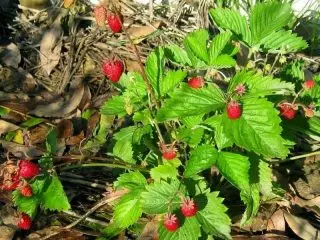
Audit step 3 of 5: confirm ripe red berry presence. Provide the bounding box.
[107,12,123,33]
[164,213,179,232]
[303,80,316,90]
[188,77,204,89]
[93,5,106,28]
[20,185,33,197]
[181,198,197,217]
[18,213,32,230]
[279,103,297,120]
[102,59,124,82]
[162,150,177,160]
[227,100,242,120]
[18,160,40,179]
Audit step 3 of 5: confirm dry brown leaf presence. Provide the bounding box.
[232,234,290,240]
[26,226,85,240]
[0,43,21,68]
[284,211,319,240]
[128,21,162,43]
[139,220,159,240]
[0,140,43,158]
[267,209,286,232]
[40,24,63,75]
[125,59,142,73]
[291,196,320,216]
[57,119,74,139]
[30,124,51,144]
[0,120,19,135]
[29,84,84,117]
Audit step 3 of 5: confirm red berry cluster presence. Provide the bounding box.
[93,5,123,33]
[163,198,198,232]
[0,160,40,230]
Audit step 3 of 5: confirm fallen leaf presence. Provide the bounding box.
[57,119,74,139]
[0,43,21,68]
[29,84,84,117]
[125,59,142,73]
[0,120,19,135]
[267,209,286,232]
[139,220,159,240]
[26,226,85,240]
[12,129,24,144]
[128,21,162,44]
[291,196,320,216]
[30,124,51,144]
[66,131,85,145]
[284,211,319,240]
[0,226,15,240]
[0,140,43,158]
[40,24,63,75]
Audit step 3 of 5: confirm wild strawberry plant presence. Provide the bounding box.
[98,2,319,240]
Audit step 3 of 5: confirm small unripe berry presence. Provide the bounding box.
[163,213,179,232]
[304,107,314,118]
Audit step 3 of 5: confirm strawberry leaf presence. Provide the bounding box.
[159,216,201,240]
[259,160,273,198]
[100,96,127,117]
[150,164,178,182]
[195,192,231,240]
[157,84,225,122]
[164,44,192,66]
[240,186,260,226]
[114,171,147,190]
[184,29,209,64]
[113,139,134,163]
[210,54,236,68]
[40,174,70,211]
[160,69,187,97]
[141,180,184,214]
[113,190,143,228]
[228,70,295,97]
[184,145,218,177]
[222,98,289,158]
[209,31,232,64]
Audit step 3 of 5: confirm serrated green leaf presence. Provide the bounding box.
[211,54,236,68]
[216,152,250,190]
[210,8,251,45]
[113,190,143,228]
[101,221,124,238]
[177,127,204,147]
[228,70,295,97]
[204,115,233,150]
[114,171,147,190]
[113,140,134,163]
[185,145,218,177]
[157,84,225,122]
[100,96,127,117]
[209,31,232,63]
[12,191,39,218]
[196,192,231,240]
[222,98,289,158]
[259,160,273,197]
[240,186,260,226]
[46,129,57,155]
[41,174,70,211]
[118,72,147,97]
[145,47,165,96]
[250,2,292,44]
[259,30,308,53]
[141,180,183,214]
[150,164,178,182]
[160,70,187,96]
[182,115,203,128]
[159,216,201,240]
[113,126,136,141]
[184,29,209,64]
[164,44,192,66]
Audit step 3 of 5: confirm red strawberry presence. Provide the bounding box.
[279,103,297,120]
[107,12,123,33]
[304,107,314,118]
[18,213,32,230]
[188,77,204,89]
[20,185,33,197]
[162,150,176,160]
[181,198,198,217]
[18,160,40,179]
[93,5,106,28]
[102,59,124,82]
[227,100,242,120]
[235,84,246,95]
[303,80,316,90]
[164,213,179,232]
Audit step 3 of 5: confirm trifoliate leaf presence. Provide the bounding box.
[114,171,147,190]
[160,69,187,96]
[185,145,218,177]
[176,127,204,147]
[184,29,209,64]
[113,140,134,163]
[157,84,225,122]
[228,70,295,97]
[222,98,289,158]
[209,31,232,64]
[211,54,236,68]
[41,174,70,211]
[210,8,251,45]
[159,216,201,240]
[141,180,183,214]
[150,164,178,182]
[100,96,127,117]
[196,192,231,240]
